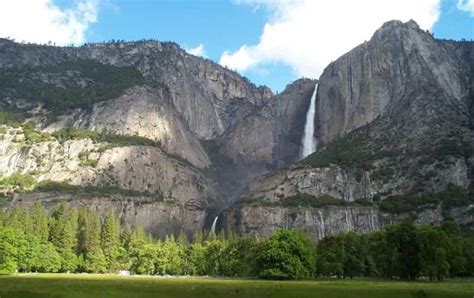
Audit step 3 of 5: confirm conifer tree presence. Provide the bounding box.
[84,211,106,273]
[101,210,120,272]
[31,203,49,243]
[49,203,78,272]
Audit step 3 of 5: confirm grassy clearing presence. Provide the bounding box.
[0,274,472,298]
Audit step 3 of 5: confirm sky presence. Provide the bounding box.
[0,0,473,92]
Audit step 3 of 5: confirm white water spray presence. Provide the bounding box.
[301,84,318,159]
[210,216,218,235]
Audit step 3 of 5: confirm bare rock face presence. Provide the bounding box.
[0,37,313,233]
[11,193,206,238]
[222,203,472,242]
[315,20,467,147]
[0,127,214,207]
[222,20,474,239]
[73,86,210,169]
[223,78,316,166]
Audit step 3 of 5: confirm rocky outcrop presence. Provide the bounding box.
[0,37,314,233]
[315,20,469,147]
[222,78,316,166]
[222,20,474,238]
[0,127,214,206]
[10,192,206,238]
[222,203,473,242]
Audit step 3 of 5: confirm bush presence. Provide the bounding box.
[0,106,26,127]
[0,172,36,192]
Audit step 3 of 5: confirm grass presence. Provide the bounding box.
[0,274,472,298]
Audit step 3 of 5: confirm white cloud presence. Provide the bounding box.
[0,0,99,46]
[457,0,474,15]
[185,43,207,58]
[221,0,441,80]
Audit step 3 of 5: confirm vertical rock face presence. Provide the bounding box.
[315,20,467,147]
[0,38,314,233]
[223,79,316,166]
[222,20,474,239]
[223,205,383,242]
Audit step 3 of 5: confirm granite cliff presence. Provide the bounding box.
[0,38,314,236]
[222,20,474,241]
[1,20,472,240]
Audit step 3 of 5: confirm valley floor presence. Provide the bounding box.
[0,274,472,298]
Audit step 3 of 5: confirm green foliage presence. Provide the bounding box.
[241,193,373,209]
[379,186,473,214]
[0,227,21,274]
[37,243,62,273]
[281,193,348,208]
[0,203,473,281]
[21,122,52,144]
[302,131,378,170]
[257,230,315,280]
[0,106,26,127]
[101,210,120,272]
[31,203,49,243]
[84,211,107,273]
[49,203,78,272]
[0,60,146,114]
[34,180,166,201]
[53,127,159,147]
[0,172,36,192]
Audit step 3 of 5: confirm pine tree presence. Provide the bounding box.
[69,207,79,251]
[84,211,106,273]
[5,205,32,234]
[31,203,49,243]
[37,242,62,273]
[76,208,88,255]
[101,210,120,272]
[49,204,78,272]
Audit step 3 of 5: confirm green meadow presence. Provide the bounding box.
[0,274,472,298]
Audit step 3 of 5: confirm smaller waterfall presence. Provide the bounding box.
[318,210,325,239]
[344,209,353,231]
[301,84,318,159]
[210,216,218,236]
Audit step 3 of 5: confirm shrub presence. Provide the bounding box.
[0,172,36,192]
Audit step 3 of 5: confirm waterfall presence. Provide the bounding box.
[318,210,325,239]
[210,216,218,235]
[301,84,318,159]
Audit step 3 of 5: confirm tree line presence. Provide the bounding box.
[0,203,473,280]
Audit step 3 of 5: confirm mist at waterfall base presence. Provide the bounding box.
[301,85,318,159]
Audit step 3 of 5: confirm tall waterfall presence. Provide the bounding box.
[301,84,318,159]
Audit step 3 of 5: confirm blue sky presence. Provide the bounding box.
[1,0,473,91]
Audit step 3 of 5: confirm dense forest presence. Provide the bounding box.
[0,203,473,280]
